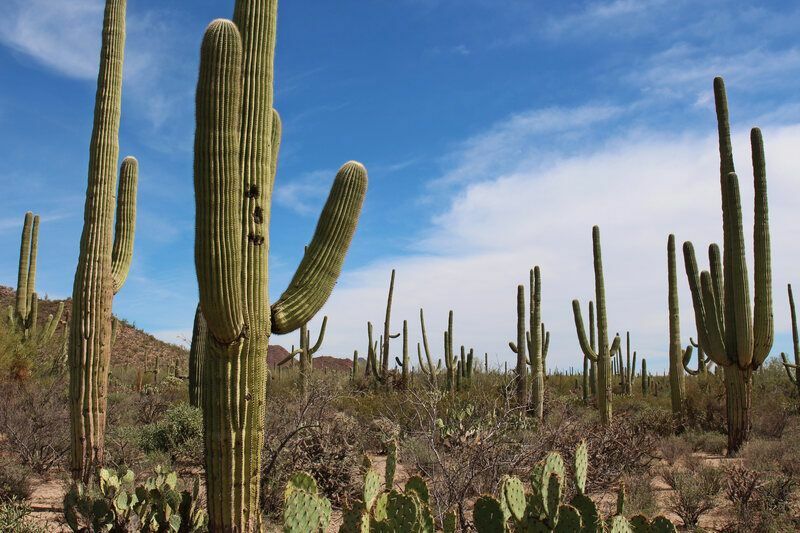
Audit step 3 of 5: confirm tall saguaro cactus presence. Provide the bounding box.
[193,1,367,528]
[417,309,442,386]
[512,285,528,407]
[682,77,773,454]
[572,226,621,426]
[10,212,40,337]
[509,267,546,419]
[188,304,207,408]
[667,234,687,422]
[68,0,139,483]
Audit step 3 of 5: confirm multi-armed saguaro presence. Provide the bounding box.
[682,77,773,454]
[278,316,327,396]
[68,0,138,483]
[417,309,442,385]
[573,226,621,426]
[10,212,41,338]
[193,0,367,528]
[509,266,547,419]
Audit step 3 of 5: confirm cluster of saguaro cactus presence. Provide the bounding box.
[68,0,139,483]
[188,304,206,408]
[685,338,711,375]
[417,309,442,386]
[509,267,547,417]
[573,227,621,426]
[615,332,637,396]
[278,316,327,396]
[366,270,400,386]
[192,0,367,528]
[780,284,800,392]
[456,345,475,390]
[472,441,677,532]
[682,77,773,454]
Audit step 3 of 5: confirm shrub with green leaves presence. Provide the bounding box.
[139,404,203,465]
[0,497,49,533]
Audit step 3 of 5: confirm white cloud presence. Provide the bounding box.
[545,0,670,39]
[294,115,800,374]
[274,169,335,216]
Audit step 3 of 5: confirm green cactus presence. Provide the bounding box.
[473,441,677,533]
[509,267,547,417]
[682,77,773,453]
[509,285,528,407]
[686,337,711,375]
[641,359,649,396]
[417,309,442,386]
[67,0,139,483]
[192,1,367,528]
[780,284,800,392]
[443,310,457,393]
[582,353,590,404]
[667,234,687,423]
[9,212,40,338]
[352,350,359,382]
[278,316,327,397]
[394,320,410,389]
[188,304,207,408]
[283,472,332,533]
[573,227,621,426]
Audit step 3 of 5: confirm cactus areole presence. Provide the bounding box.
[192,1,368,530]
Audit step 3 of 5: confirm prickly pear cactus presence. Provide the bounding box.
[283,472,332,533]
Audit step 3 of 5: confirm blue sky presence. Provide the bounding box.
[2,0,800,371]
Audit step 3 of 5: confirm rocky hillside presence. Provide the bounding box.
[2,286,354,373]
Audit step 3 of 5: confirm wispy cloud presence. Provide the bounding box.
[273,169,334,215]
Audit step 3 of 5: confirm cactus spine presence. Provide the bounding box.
[192,0,368,527]
[667,234,687,422]
[68,0,139,483]
[682,77,773,454]
[780,284,800,392]
[188,304,207,408]
[573,226,621,426]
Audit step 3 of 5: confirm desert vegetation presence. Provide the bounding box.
[1,0,799,532]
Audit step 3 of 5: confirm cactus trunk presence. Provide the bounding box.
[188,304,207,408]
[667,234,685,423]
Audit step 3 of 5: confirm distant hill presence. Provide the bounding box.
[2,286,354,373]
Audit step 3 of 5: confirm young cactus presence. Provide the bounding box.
[780,284,800,392]
[682,78,773,453]
[192,1,367,528]
[573,227,621,426]
[68,0,139,483]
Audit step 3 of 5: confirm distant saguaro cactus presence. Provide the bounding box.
[68,0,139,483]
[188,304,207,408]
[780,284,800,393]
[192,1,367,528]
[682,77,773,454]
[417,309,442,386]
[9,212,46,338]
[573,226,621,426]
[667,234,687,423]
[278,317,327,397]
[509,266,547,419]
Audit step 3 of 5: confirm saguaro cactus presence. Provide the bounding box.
[686,338,711,375]
[192,1,368,528]
[68,0,139,483]
[394,320,410,389]
[188,304,207,408]
[9,212,40,337]
[641,358,649,395]
[667,234,687,422]
[573,226,621,426]
[682,77,773,454]
[443,310,457,392]
[278,317,327,396]
[511,285,528,407]
[417,309,442,386]
[780,284,800,393]
[510,267,547,419]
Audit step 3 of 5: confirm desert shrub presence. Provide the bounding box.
[139,403,203,466]
[0,498,48,533]
[684,430,727,455]
[739,437,800,478]
[661,459,724,529]
[724,464,797,533]
[622,473,657,518]
[750,394,791,438]
[0,374,69,473]
[0,462,32,502]
[105,424,147,471]
[658,435,692,465]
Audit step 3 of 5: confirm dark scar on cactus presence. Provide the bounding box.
[248,233,265,245]
[253,206,263,224]
[245,184,259,198]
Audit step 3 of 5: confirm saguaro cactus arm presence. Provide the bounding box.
[110,157,138,293]
[572,301,599,363]
[308,316,328,355]
[270,163,367,334]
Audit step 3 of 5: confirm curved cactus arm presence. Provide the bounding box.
[276,347,302,367]
[573,300,599,363]
[509,341,518,354]
[751,129,773,368]
[308,316,327,356]
[110,157,138,293]
[395,357,404,368]
[194,19,245,346]
[610,334,621,356]
[542,326,550,358]
[682,346,700,376]
[699,270,729,366]
[417,344,429,374]
[781,353,798,383]
[270,162,368,334]
[724,172,755,368]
